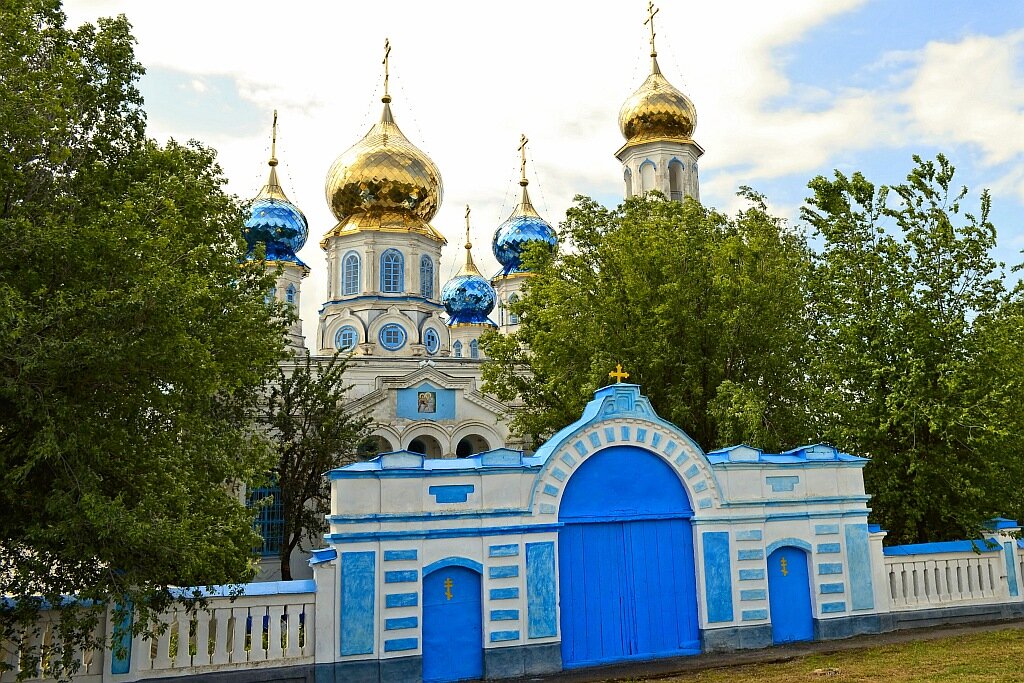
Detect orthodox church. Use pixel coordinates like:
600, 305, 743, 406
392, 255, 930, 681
242, 14, 700, 578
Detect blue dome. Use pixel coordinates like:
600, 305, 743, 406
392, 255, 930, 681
441, 273, 497, 327
492, 184, 556, 276
244, 197, 309, 268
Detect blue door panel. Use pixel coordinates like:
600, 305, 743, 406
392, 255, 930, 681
767, 546, 814, 644
423, 566, 483, 683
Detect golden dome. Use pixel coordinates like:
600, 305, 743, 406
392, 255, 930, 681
324, 97, 443, 228
618, 56, 696, 144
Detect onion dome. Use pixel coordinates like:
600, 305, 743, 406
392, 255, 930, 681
323, 45, 444, 245
492, 135, 557, 277
442, 207, 497, 327
618, 13, 696, 144
243, 112, 309, 269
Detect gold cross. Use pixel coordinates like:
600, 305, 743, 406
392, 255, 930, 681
645, 1, 659, 58
464, 205, 472, 248
780, 557, 789, 577
518, 133, 529, 183
609, 363, 630, 383
382, 38, 392, 99
443, 577, 453, 600
268, 109, 278, 167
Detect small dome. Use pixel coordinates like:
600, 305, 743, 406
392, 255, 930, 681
618, 58, 696, 143
493, 186, 556, 277
243, 136, 309, 269
443, 209, 497, 327
325, 98, 442, 226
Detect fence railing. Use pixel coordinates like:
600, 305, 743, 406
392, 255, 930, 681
0, 612, 105, 682
884, 540, 1009, 611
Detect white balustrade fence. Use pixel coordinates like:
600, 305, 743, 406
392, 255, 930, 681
0, 612, 104, 683
885, 544, 1010, 610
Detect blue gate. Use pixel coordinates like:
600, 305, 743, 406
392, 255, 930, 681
767, 546, 814, 644
558, 445, 700, 668
423, 565, 483, 683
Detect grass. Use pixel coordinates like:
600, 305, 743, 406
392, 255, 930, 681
638, 628, 1024, 683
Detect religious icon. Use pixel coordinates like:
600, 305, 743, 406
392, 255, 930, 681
418, 391, 436, 413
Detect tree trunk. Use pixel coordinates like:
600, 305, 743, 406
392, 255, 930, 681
280, 548, 293, 581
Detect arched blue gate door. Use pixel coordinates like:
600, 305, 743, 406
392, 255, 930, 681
558, 445, 700, 668
767, 546, 814, 644
422, 565, 483, 683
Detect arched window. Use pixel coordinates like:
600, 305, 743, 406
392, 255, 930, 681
424, 328, 439, 355
640, 160, 656, 193
419, 255, 434, 299
470, 339, 480, 359
378, 323, 407, 350
453, 341, 462, 358
669, 160, 684, 201
335, 325, 358, 351
624, 168, 633, 198
342, 251, 360, 296
264, 287, 276, 304
380, 249, 403, 293
286, 284, 296, 305
508, 293, 520, 325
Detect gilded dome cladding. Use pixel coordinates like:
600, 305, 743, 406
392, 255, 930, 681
618, 66, 696, 143
325, 103, 443, 224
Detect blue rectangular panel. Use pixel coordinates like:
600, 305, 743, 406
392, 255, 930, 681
820, 583, 845, 594
490, 610, 520, 621
735, 530, 763, 542
489, 544, 519, 557
385, 617, 418, 630
1005, 542, 1020, 598
818, 563, 843, 575
490, 630, 520, 642
821, 602, 847, 614
526, 541, 558, 638
738, 569, 765, 581
816, 543, 841, 554
703, 532, 734, 623
340, 551, 375, 655
741, 609, 768, 621
740, 589, 766, 601
738, 549, 764, 561
815, 524, 840, 535
428, 484, 474, 503
766, 476, 799, 492
396, 383, 455, 420
845, 523, 875, 610
384, 570, 418, 583
384, 638, 418, 652
490, 587, 519, 600
385, 592, 418, 608
383, 549, 417, 561
489, 565, 519, 579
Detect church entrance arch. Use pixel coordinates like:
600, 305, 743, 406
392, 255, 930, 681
422, 563, 483, 683
557, 445, 700, 668
767, 546, 813, 644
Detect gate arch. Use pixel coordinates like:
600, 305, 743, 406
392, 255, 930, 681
557, 445, 700, 668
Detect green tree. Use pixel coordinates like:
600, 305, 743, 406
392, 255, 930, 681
259, 351, 371, 580
0, 0, 286, 676
481, 191, 813, 452
803, 154, 1024, 544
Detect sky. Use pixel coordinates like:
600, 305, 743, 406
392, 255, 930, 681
62, 1, 1024, 333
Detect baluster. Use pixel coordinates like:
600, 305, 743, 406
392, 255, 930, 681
173, 611, 192, 669
230, 608, 249, 664
266, 605, 285, 661
193, 610, 212, 668
302, 606, 314, 656
285, 606, 301, 658
210, 607, 231, 665
152, 612, 174, 670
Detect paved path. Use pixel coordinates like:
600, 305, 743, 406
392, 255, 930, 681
508, 618, 1024, 683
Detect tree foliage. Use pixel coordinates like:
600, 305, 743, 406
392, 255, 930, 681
481, 191, 814, 452
0, 0, 287, 676
804, 154, 1024, 544
259, 351, 371, 580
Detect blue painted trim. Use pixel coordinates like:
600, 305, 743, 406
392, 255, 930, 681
883, 539, 1001, 556
489, 630, 520, 643
173, 580, 316, 599
525, 541, 557, 639
818, 563, 843, 575
742, 609, 768, 621
490, 588, 519, 600
329, 466, 542, 480
384, 570, 418, 583
691, 510, 869, 525
720, 496, 872, 509
489, 565, 519, 579
309, 548, 338, 566
329, 508, 527, 523
428, 484, 475, 503
815, 524, 840, 535
423, 556, 484, 576
490, 610, 520, 621
816, 543, 841, 554
326, 524, 562, 543
735, 530, 763, 541
385, 593, 418, 608
766, 476, 799, 492
738, 549, 764, 561
845, 523, 875, 611
383, 549, 418, 561
1005, 542, 1020, 598
740, 589, 766, 601
340, 552, 375, 656
738, 569, 765, 581
820, 583, 845, 594
703, 531, 734, 623
821, 602, 847, 614
489, 544, 519, 557
766, 538, 813, 556
385, 617, 418, 630
384, 638, 418, 652
110, 601, 133, 675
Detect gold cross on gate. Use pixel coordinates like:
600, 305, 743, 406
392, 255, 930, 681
443, 577, 453, 600
609, 363, 630, 383
780, 557, 789, 577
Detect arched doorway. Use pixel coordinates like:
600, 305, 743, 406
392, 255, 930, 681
455, 434, 489, 458
357, 435, 392, 459
558, 445, 700, 668
422, 564, 483, 683
768, 546, 813, 644
408, 434, 443, 459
